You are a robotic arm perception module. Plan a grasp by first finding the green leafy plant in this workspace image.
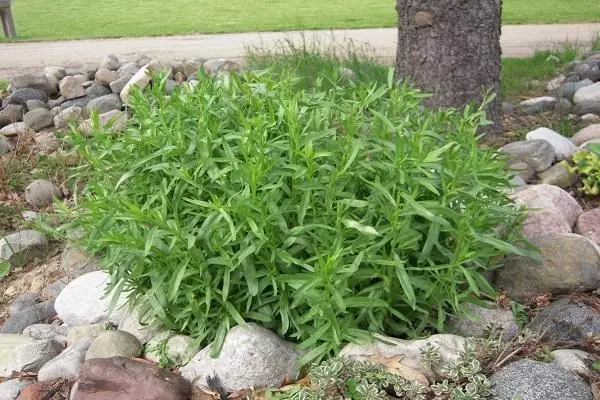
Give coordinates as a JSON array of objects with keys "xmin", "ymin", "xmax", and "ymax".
[
  {"xmin": 0, "ymin": 260, "xmax": 9, "ymax": 280},
  {"xmin": 59, "ymin": 67, "xmax": 530, "ymax": 363},
  {"xmin": 566, "ymin": 143, "xmax": 600, "ymax": 195}
]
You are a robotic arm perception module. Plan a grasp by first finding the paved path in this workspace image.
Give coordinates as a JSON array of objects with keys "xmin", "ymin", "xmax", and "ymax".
[{"xmin": 1, "ymin": 24, "xmax": 600, "ymax": 77}]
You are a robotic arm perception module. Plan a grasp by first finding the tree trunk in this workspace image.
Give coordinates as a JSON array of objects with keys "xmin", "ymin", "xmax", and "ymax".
[{"xmin": 395, "ymin": 0, "xmax": 502, "ymax": 135}]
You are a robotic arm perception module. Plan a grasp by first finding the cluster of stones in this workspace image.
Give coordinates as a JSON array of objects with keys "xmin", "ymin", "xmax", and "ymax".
[
  {"xmin": 504, "ymin": 52, "xmax": 600, "ymax": 118},
  {"xmin": 0, "ymin": 54, "xmax": 241, "ymax": 156}
]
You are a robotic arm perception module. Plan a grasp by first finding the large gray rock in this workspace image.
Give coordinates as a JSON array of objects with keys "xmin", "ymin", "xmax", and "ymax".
[
  {"xmin": 25, "ymin": 179, "xmax": 60, "ymax": 207},
  {"xmin": 144, "ymin": 331, "xmax": 197, "ymax": 367},
  {"xmin": 84, "ymin": 83, "xmax": 112, "ymax": 97},
  {"xmin": 60, "ymin": 245, "xmax": 100, "ymax": 278},
  {"xmin": 575, "ymin": 208, "xmax": 600, "ymax": 245},
  {"xmin": 520, "ymin": 97, "xmax": 556, "ymax": 114},
  {"xmin": 531, "ymin": 298, "xmax": 600, "ymax": 342},
  {"xmin": 559, "ymin": 79, "xmax": 593, "ymax": 100},
  {"xmin": 54, "ymin": 271, "xmax": 127, "ymax": 326},
  {"xmin": 109, "ymin": 74, "xmax": 133, "ymax": 94},
  {"xmin": 59, "ymin": 76, "xmax": 85, "ymax": 100},
  {"xmin": 491, "ymin": 359, "xmax": 592, "ymax": 400},
  {"xmin": 85, "ymin": 330, "xmax": 141, "ymax": 360},
  {"xmin": 0, "ymin": 104, "xmax": 24, "ymax": 127},
  {"xmin": 538, "ymin": 163, "xmax": 578, "ymax": 188},
  {"xmin": 23, "ymin": 324, "xmax": 68, "ymax": 345},
  {"xmin": 44, "ymin": 66, "xmax": 67, "ymax": 81},
  {"xmin": 84, "ymin": 94, "xmax": 121, "ymax": 117},
  {"xmin": 6, "ymin": 88, "xmax": 48, "ymax": 106},
  {"xmin": 180, "ymin": 324, "xmax": 303, "ymax": 392},
  {"xmin": 495, "ymin": 233, "xmax": 600, "ymax": 300},
  {"xmin": 573, "ymin": 124, "xmax": 600, "ymax": 146},
  {"xmin": 511, "ymin": 184, "xmax": 582, "ymax": 228},
  {"xmin": 25, "ymin": 99, "xmax": 48, "ymax": 111},
  {"xmin": 9, "ymin": 292, "xmax": 39, "ymax": 314},
  {"xmin": 0, "ymin": 230, "xmax": 48, "ymax": 267},
  {"xmin": 574, "ymin": 82, "xmax": 600, "ymax": 105},
  {"xmin": 100, "ymin": 54, "xmax": 121, "ymax": 71},
  {"xmin": 0, "ymin": 122, "xmax": 33, "ymax": 137},
  {"xmin": 11, "ymin": 74, "xmax": 55, "ymax": 94},
  {"xmin": 0, "ymin": 136, "xmax": 13, "ymax": 154},
  {"xmin": 118, "ymin": 307, "xmax": 162, "ymax": 344},
  {"xmin": 117, "ymin": 62, "xmax": 139, "ymax": 77},
  {"xmin": 38, "ymin": 338, "xmax": 93, "ymax": 381},
  {"xmin": 203, "ymin": 59, "xmax": 242, "ymax": 76},
  {"xmin": 54, "ymin": 106, "xmax": 83, "ymax": 129},
  {"xmin": 499, "ymin": 140, "xmax": 555, "ymax": 172},
  {"xmin": 575, "ymin": 100, "xmax": 600, "ymax": 116},
  {"xmin": 23, "ymin": 108, "xmax": 54, "ymax": 130},
  {"xmin": 0, "ymin": 378, "xmax": 32, "ymax": 400},
  {"xmin": 1, "ymin": 300, "xmax": 56, "ymax": 334},
  {"xmin": 0, "ymin": 334, "xmax": 35, "ymax": 377},
  {"xmin": 14, "ymin": 339, "xmax": 63, "ymax": 373},
  {"xmin": 447, "ymin": 302, "xmax": 518, "ymax": 340},
  {"xmin": 525, "ymin": 127, "xmax": 576, "ymax": 160},
  {"xmin": 94, "ymin": 68, "xmax": 121, "ymax": 85},
  {"xmin": 60, "ymin": 95, "xmax": 95, "ymax": 110}
]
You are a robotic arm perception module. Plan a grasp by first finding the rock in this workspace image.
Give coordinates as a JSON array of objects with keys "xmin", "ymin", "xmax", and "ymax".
[
  {"xmin": 1, "ymin": 300, "xmax": 56, "ymax": 334},
  {"xmin": 559, "ymin": 79, "xmax": 593, "ymax": 100},
  {"xmin": 60, "ymin": 95, "xmax": 95, "ymax": 110},
  {"xmin": 75, "ymin": 357, "xmax": 190, "ymax": 400},
  {"xmin": 84, "ymin": 94, "xmax": 121, "ymax": 117},
  {"xmin": 20, "ymin": 211, "xmax": 38, "ymax": 222},
  {"xmin": 25, "ymin": 99, "xmax": 47, "ymax": 112},
  {"xmin": 203, "ymin": 59, "xmax": 242, "ymax": 76},
  {"xmin": 23, "ymin": 324, "xmax": 68, "ymax": 345},
  {"xmin": 100, "ymin": 54, "xmax": 121, "ymax": 71},
  {"xmin": 109, "ymin": 74, "xmax": 132, "ymax": 94},
  {"xmin": 59, "ymin": 76, "xmax": 85, "ymax": 100},
  {"xmin": 547, "ymin": 75, "xmax": 566, "ymax": 91},
  {"xmin": 6, "ymin": 88, "xmax": 48, "ymax": 106},
  {"xmin": 23, "ymin": 109, "xmax": 53, "ymax": 131},
  {"xmin": 574, "ymin": 82, "xmax": 600, "ymax": 105},
  {"xmin": 0, "ymin": 136, "xmax": 13, "ymax": 154},
  {"xmin": 520, "ymin": 97, "xmax": 556, "ymax": 114},
  {"xmin": 0, "ymin": 122, "xmax": 33, "ymax": 137},
  {"xmin": 340, "ymin": 333, "xmax": 465, "ymax": 381},
  {"xmin": 573, "ymin": 124, "xmax": 600, "ymax": 146},
  {"xmin": 502, "ymin": 102, "xmax": 516, "ymax": 114},
  {"xmin": 491, "ymin": 359, "xmax": 592, "ymax": 400},
  {"xmin": 86, "ymin": 330, "xmax": 141, "ymax": 360},
  {"xmin": 55, "ymin": 271, "xmax": 126, "ymax": 326},
  {"xmin": 0, "ymin": 379, "xmax": 32, "ymax": 400},
  {"xmin": 174, "ymin": 71, "xmax": 186, "ymax": 83},
  {"xmin": 532, "ymin": 298, "xmax": 600, "ymax": 342},
  {"xmin": 120, "ymin": 60, "xmax": 163, "ymax": 104},
  {"xmin": 511, "ymin": 184, "xmax": 582, "ymax": 227},
  {"xmin": 164, "ymin": 79, "xmax": 178, "ymax": 94},
  {"xmin": 118, "ymin": 62, "xmax": 139, "ymax": 77},
  {"xmin": 555, "ymin": 98, "xmax": 573, "ymax": 113},
  {"xmin": 495, "ymin": 233, "xmax": 600, "ymax": 300},
  {"xmin": 525, "ymin": 127, "xmax": 576, "ymax": 160},
  {"xmin": 82, "ymin": 63, "xmax": 98, "ymax": 80},
  {"xmin": 84, "ymin": 83, "xmax": 112, "ymax": 98},
  {"xmin": 14, "ymin": 339, "xmax": 63, "ymax": 374},
  {"xmin": 16, "ymin": 381, "xmax": 56, "ymax": 400},
  {"xmin": 79, "ymin": 110, "xmax": 128, "ymax": 135},
  {"xmin": 0, "ymin": 104, "xmax": 24, "ymax": 127},
  {"xmin": 38, "ymin": 338, "xmax": 93, "ymax": 381},
  {"xmin": 340, "ymin": 67, "xmax": 355, "ymax": 79},
  {"xmin": 539, "ymin": 163, "xmax": 578, "ymax": 188},
  {"xmin": 54, "ymin": 106, "xmax": 83, "ymax": 129},
  {"xmin": 499, "ymin": 140, "xmax": 555, "ymax": 172},
  {"xmin": 11, "ymin": 75, "xmax": 55, "ymax": 95},
  {"xmin": 180, "ymin": 324, "xmax": 302, "ymax": 392},
  {"xmin": 9, "ymin": 292, "xmax": 39, "ymax": 315},
  {"xmin": 60, "ymin": 245, "xmax": 99, "ymax": 278},
  {"xmin": 25, "ymin": 179, "xmax": 60, "ymax": 207},
  {"xmin": 183, "ymin": 59, "xmax": 203, "ymax": 77},
  {"xmin": 47, "ymin": 97, "xmax": 65, "ymax": 109},
  {"xmin": 581, "ymin": 113, "xmax": 600, "ymax": 122},
  {"xmin": 44, "ymin": 67, "xmax": 67, "ymax": 81},
  {"xmin": 575, "ymin": 100, "xmax": 600, "ymax": 116},
  {"xmin": 0, "ymin": 230, "xmax": 48, "ymax": 268},
  {"xmin": 551, "ymin": 349, "xmax": 595, "ymax": 377},
  {"xmin": 118, "ymin": 308, "xmax": 162, "ymax": 344},
  {"xmin": 94, "ymin": 68, "xmax": 121, "ymax": 86},
  {"xmin": 41, "ymin": 278, "xmax": 68, "ymax": 299},
  {"xmin": 33, "ymin": 132, "xmax": 62, "ymax": 154},
  {"xmin": 0, "ymin": 335, "xmax": 35, "ymax": 377},
  {"xmin": 144, "ymin": 331, "xmax": 197, "ymax": 367},
  {"xmin": 576, "ymin": 208, "xmax": 600, "ymax": 245},
  {"xmin": 447, "ymin": 302, "xmax": 518, "ymax": 340},
  {"xmin": 67, "ymin": 323, "xmax": 106, "ymax": 345}
]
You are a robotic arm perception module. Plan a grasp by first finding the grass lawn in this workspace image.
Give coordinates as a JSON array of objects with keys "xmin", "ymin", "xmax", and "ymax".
[{"xmin": 6, "ymin": 0, "xmax": 600, "ymax": 41}]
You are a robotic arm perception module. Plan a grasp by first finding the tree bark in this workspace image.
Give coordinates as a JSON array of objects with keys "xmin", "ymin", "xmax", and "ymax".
[{"xmin": 395, "ymin": 0, "xmax": 502, "ymax": 135}]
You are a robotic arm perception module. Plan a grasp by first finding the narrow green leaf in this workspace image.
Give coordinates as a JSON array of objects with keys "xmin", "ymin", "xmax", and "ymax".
[{"xmin": 394, "ymin": 254, "xmax": 416, "ymax": 309}]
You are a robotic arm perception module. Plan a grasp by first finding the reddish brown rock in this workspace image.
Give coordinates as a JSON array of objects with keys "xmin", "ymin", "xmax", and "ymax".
[
  {"xmin": 73, "ymin": 357, "xmax": 190, "ymax": 400},
  {"xmin": 575, "ymin": 208, "xmax": 600, "ymax": 246},
  {"xmin": 16, "ymin": 381, "xmax": 54, "ymax": 400}
]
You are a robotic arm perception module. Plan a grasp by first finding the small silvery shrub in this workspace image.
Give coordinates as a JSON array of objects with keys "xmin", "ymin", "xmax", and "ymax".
[{"xmin": 61, "ymin": 68, "xmax": 529, "ymax": 363}]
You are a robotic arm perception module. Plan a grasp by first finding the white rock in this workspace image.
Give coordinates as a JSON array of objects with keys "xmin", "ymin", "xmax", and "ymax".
[
  {"xmin": 340, "ymin": 333, "xmax": 466, "ymax": 380},
  {"xmin": 0, "ymin": 122, "xmax": 33, "ymax": 137},
  {"xmin": 547, "ymin": 75, "xmax": 566, "ymax": 91},
  {"xmin": 67, "ymin": 323, "xmax": 106, "ymax": 345},
  {"xmin": 0, "ymin": 334, "xmax": 35, "ymax": 377},
  {"xmin": 180, "ymin": 324, "xmax": 303, "ymax": 392},
  {"xmin": 23, "ymin": 324, "xmax": 68, "ymax": 345},
  {"xmin": 581, "ymin": 114, "xmax": 600, "ymax": 122},
  {"xmin": 144, "ymin": 331, "xmax": 197, "ymax": 367},
  {"xmin": 15, "ymin": 339, "xmax": 63, "ymax": 374},
  {"xmin": 574, "ymin": 82, "xmax": 600, "ymax": 105},
  {"xmin": 525, "ymin": 127, "xmax": 577, "ymax": 160},
  {"xmin": 520, "ymin": 96, "xmax": 556, "ymax": 107},
  {"xmin": 54, "ymin": 106, "xmax": 83, "ymax": 129},
  {"xmin": 551, "ymin": 349, "xmax": 595, "ymax": 377},
  {"xmin": 0, "ymin": 378, "xmax": 33, "ymax": 400},
  {"xmin": 54, "ymin": 271, "xmax": 127, "ymax": 326},
  {"xmin": 120, "ymin": 60, "xmax": 162, "ymax": 104},
  {"xmin": 0, "ymin": 230, "xmax": 49, "ymax": 267},
  {"xmin": 118, "ymin": 307, "xmax": 162, "ymax": 344},
  {"xmin": 37, "ymin": 338, "xmax": 93, "ymax": 381}
]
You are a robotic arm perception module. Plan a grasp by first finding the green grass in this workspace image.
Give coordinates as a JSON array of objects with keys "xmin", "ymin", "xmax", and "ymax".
[{"xmin": 6, "ymin": 0, "xmax": 600, "ymax": 41}]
